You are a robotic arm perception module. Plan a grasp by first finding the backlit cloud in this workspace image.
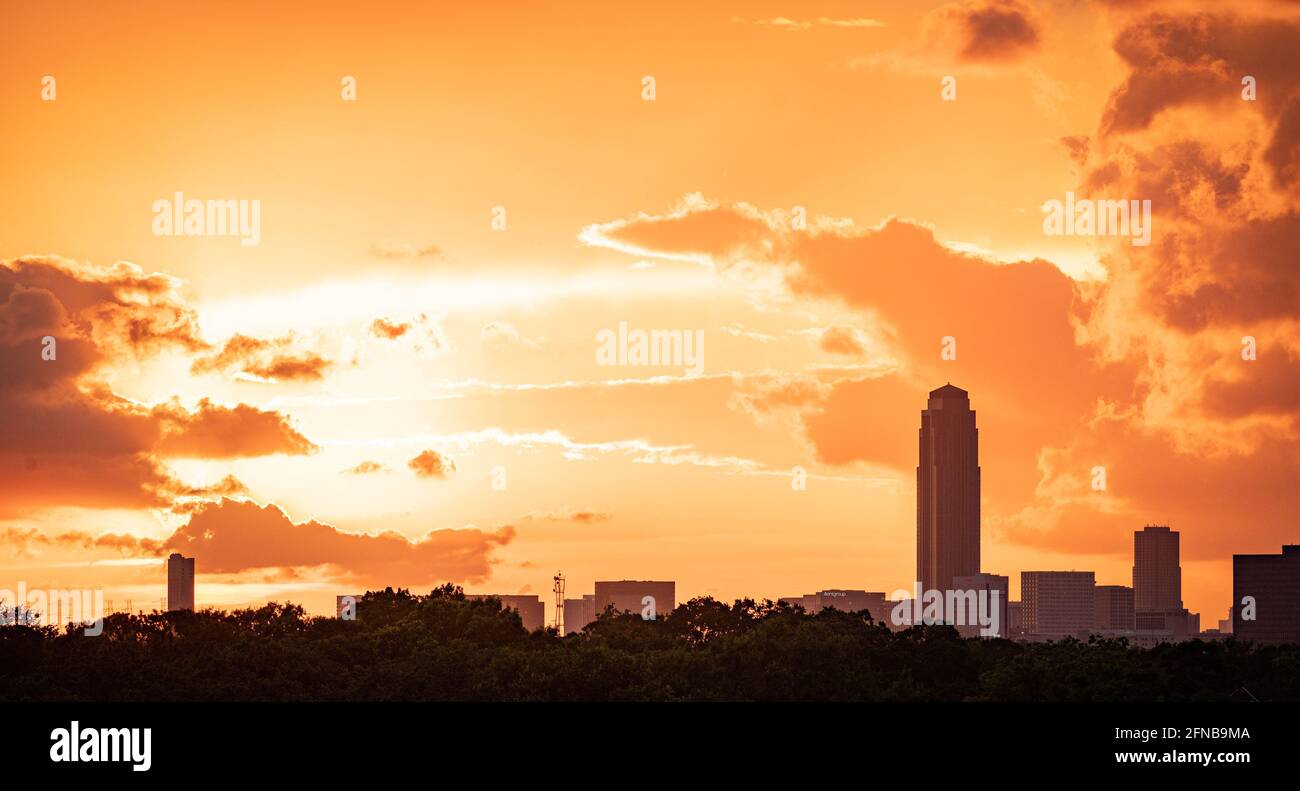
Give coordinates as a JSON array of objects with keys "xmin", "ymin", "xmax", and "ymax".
[
  {"xmin": 408, "ymin": 449, "xmax": 456, "ymax": 479},
  {"xmin": 165, "ymin": 499, "xmax": 515, "ymax": 586}
]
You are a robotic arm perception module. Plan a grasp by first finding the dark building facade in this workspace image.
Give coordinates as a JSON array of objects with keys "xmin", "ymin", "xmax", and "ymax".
[
  {"xmin": 1021, "ymin": 571, "xmax": 1095, "ymax": 638},
  {"xmin": 1134, "ymin": 525, "xmax": 1182, "ymax": 612},
  {"xmin": 917, "ymin": 384, "xmax": 980, "ymax": 597},
  {"xmin": 952, "ymin": 573, "xmax": 1009, "ymax": 638},
  {"xmin": 1132, "ymin": 525, "xmax": 1196, "ymax": 636},
  {"xmin": 1233, "ymin": 545, "xmax": 1300, "ymax": 644},
  {"xmin": 1095, "ymin": 584, "xmax": 1135, "ymax": 631},
  {"xmin": 563, "ymin": 594, "xmax": 596, "ymax": 635}
]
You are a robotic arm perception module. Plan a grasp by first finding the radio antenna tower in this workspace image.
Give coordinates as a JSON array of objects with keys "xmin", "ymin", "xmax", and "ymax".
[{"xmin": 552, "ymin": 572, "xmax": 565, "ymax": 634}]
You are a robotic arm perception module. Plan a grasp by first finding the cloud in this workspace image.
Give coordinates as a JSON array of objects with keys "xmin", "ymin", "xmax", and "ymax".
[
  {"xmin": 0, "ymin": 389, "xmax": 310, "ymax": 516},
  {"xmin": 732, "ymin": 16, "xmax": 885, "ymax": 31},
  {"xmin": 369, "ymin": 242, "xmax": 443, "ymax": 260},
  {"xmin": 0, "ymin": 256, "xmax": 206, "ymax": 360},
  {"xmin": 922, "ymin": 0, "xmax": 1041, "ymax": 63},
  {"xmin": 523, "ymin": 509, "xmax": 613, "ymax": 524},
  {"xmin": 0, "ymin": 525, "xmax": 163, "ymax": 559},
  {"xmin": 369, "ymin": 317, "xmax": 410, "ymax": 340},
  {"xmin": 729, "ymin": 374, "xmax": 833, "ymax": 419},
  {"xmin": 579, "ymin": 193, "xmax": 781, "ymax": 267},
  {"xmin": 1202, "ymin": 346, "xmax": 1300, "ymax": 418},
  {"xmin": 191, "ymin": 333, "xmax": 331, "ymax": 382},
  {"xmin": 1098, "ymin": 12, "xmax": 1300, "ymax": 144},
  {"xmin": 408, "ymin": 449, "xmax": 455, "ymax": 479},
  {"xmin": 162, "ymin": 499, "xmax": 514, "ymax": 586},
  {"xmin": 1060, "ymin": 135, "xmax": 1090, "ymax": 166},
  {"xmin": 818, "ymin": 326, "xmax": 867, "ymax": 356},
  {"xmin": 584, "ymin": 201, "xmax": 1129, "ymax": 460},
  {"xmin": 151, "ymin": 398, "xmax": 316, "ymax": 458},
  {"xmin": 342, "ymin": 460, "xmax": 389, "ymax": 475},
  {"xmin": 480, "ymin": 320, "xmax": 539, "ymax": 351},
  {"xmin": 0, "ymin": 255, "xmax": 318, "ymax": 518},
  {"xmin": 365, "ymin": 313, "xmax": 447, "ymax": 354}
]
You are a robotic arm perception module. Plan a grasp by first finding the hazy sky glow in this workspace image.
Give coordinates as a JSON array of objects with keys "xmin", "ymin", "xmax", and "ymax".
[{"xmin": 4, "ymin": 0, "xmax": 1300, "ymax": 623}]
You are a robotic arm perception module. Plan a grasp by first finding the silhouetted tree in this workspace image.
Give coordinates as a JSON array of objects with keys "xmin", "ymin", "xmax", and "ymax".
[{"xmin": 2, "ymin": 588, "xmax": 1297, "ymax": 702}]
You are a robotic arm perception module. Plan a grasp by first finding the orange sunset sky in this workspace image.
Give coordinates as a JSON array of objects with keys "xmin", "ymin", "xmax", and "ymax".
[{"xmin": 3, "ymin": 0, "xmax": 1299, "ymax": 624}]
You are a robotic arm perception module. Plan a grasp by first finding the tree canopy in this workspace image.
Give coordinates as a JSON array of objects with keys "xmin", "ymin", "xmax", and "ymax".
[{"xmin": 3, "ymin": 586, "xmax": 1296, "ymax": 701}]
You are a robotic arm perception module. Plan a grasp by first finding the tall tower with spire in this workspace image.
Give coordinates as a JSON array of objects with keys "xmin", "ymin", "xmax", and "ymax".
[{"xmin": 917, "ymin": 384, "xmax": 981, "ymax": 597}]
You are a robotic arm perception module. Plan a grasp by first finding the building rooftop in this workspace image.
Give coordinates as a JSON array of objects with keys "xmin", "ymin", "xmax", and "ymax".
[{"xmin": 928, "ymin": 383, "xmax": 968, "ymax": 398}]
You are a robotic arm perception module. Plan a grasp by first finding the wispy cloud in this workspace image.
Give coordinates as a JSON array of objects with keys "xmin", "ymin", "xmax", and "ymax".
[{"xmin": 732, "ymin": 16, "xmax": 886, "ymax": 31}]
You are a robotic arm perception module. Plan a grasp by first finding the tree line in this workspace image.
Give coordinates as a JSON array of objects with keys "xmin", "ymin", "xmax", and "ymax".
[{"xmin": 2, "ymin": 584, "xmax": 1296, "ymax": 701}]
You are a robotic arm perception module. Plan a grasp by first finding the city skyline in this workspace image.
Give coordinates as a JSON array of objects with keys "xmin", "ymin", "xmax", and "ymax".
[
  {"xmin": 5, "ymin": 382, "xmax": 1274, "ymax": 641},
  {"xmin": 4, "ymin": 0, "xmax": 1300, "ymax": 625}
]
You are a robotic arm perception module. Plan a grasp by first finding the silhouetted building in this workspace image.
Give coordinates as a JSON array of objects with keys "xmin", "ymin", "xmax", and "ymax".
[
  {"xmin": 917, "ymin": 384, "xmax": 980, "ymax": 598},
  {"xmin": 1095, "ymin": 585, "xmax": 1135, "ymax": 631},
  {"xmin": 1135, "ymin": 608, "xmax": 1197, "ymax": 638},
  {"xmin": 1131, "ymin": 525, "xmax": 1197, "ymax": 639},
  {"xmin": 594, "ymin": 580, "xmax": 675, "ymax": 620},
  {"xmin": 1021, "ymin": 571, "xmax": 1094, "ymax": 638},
  {"xmin": 779, "ymin": 590, "xmax": 893, "ymax": 624},
  {"xmin": 468, "ymin": 594, "xmax": 545, "ymax": 631},
  {"xmin": 1134, "ymin": 525, "xmax": 1182, "ymax": 612},
  {"xmin": 781, "ymin": 594, "xmax": 816, "ymax": 612},
  {"xmin": 1233, "ymin": 545, "xmax": 1300, "ymax": 644},
  {"xmin": 951, "ymin": 573, "xmax": 1008, "ymax": 637},
  {"xmin": 1007, "ymin": 601, "xmax": 1023, "ymax": 636},
  {"xmin": 166, "ymin": 553, "xmax": 195, "ymax": 611},
  {"xmin": 563, "ymin": 594, "xmax": 596, "ymax": 634}
]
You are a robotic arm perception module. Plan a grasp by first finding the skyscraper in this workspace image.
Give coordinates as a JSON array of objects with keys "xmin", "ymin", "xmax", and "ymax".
[
  {"xmin": 166, "ymin": 553, "xmax": 195, "ymax": 611},
  {"xmin": 917, "ymin": 384, "xmax": 980, "ymax": 597},
  {"xmin": 1233, "ymin": 545, "xmax": 1300, "ymax": 644},
  {"xmin": 1133, "ymin": 525, "xmax": 1181, "ymax": 611}
]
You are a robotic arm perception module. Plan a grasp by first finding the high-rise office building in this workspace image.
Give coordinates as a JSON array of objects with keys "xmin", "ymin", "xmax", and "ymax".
[
  {"xmin": 1021, "ymin": 571, "xmax": 1094, "ymax": 638},
  {"xmin": 563, "ymin": 594, "xmax": 596, "ymax": 634},
  {"xmin": 1133, "ymin": 525, "xmax": 1182, "ymax": 611},
  {"xmin": 166, "ymin": 553, "xmax": 195, "ymax": 611},
  {"xmin": 917, "ymin": 384, "xmax": 980, "ymax": 598},
  {"xmin": 1094, "ymin": 585, "xmax": 1135, "ymax": 631},
  {"xmin": 1132, "ymin": 525, "xmax": 1194, "ymax": 637},
  {"xmin": 594, "ymin": 580, "xmax": 675, "ymax": 620},
  {"xmin": 1233, "ymin": 545, "xmax": 1300, "ymax": 644}
]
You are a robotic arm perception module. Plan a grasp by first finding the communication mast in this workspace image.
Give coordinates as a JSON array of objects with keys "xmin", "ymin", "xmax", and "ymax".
[{"xmin": 552, "ymin": 572, "xmax": 565, "ymax": 634}]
